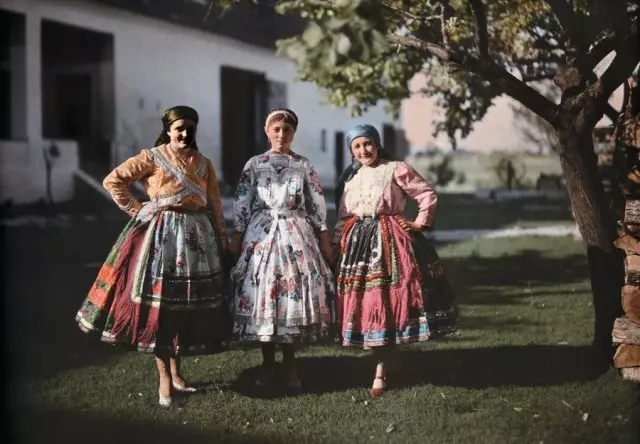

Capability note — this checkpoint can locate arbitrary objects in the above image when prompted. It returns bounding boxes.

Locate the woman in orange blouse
[75,106,231,407]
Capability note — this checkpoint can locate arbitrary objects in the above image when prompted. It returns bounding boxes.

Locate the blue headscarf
[334,124,394,209]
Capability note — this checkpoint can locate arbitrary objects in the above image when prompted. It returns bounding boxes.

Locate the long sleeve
[233,158,255,234]
[206,160,227,238]
[333,194,350,244]
[303,161,328,232]
[103,149,154,217]
[394,161,438,228]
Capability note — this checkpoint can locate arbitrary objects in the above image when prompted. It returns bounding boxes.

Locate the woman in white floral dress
[228,108,335,389]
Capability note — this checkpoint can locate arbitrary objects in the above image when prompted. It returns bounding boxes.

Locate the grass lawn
[319,193,573,237]
[322,186,574,233]
[5,198,638,444]
[405,193,574,231]
[408,152,564,190]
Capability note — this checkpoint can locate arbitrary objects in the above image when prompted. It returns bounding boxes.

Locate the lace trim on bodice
[344,161,396,217]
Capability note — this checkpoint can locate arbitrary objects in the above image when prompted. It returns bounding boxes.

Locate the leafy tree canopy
[217,0,638,147]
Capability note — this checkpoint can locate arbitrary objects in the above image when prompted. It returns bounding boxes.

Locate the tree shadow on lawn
[441,248,590,307]
[4,197,592,397]
[4,215,130,384]
[9,407,277,444]
[231,344,608,399]
[409,193,574,231]
[231,248,602,399]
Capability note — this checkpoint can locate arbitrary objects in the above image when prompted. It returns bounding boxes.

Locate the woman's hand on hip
[397,216,421,233]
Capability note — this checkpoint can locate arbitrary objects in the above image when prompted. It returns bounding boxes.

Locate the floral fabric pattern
[231,151,334,343]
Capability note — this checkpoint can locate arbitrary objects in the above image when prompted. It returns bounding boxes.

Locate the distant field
[407,152,564,190]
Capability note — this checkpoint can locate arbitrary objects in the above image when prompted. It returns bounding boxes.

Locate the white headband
[265,110,297,127]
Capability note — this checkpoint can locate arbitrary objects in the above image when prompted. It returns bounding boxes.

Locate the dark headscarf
[154,105,200,151]
[334,124,393,209]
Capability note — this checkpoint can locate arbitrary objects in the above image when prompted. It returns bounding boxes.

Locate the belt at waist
[160,206,208,214]
[255,208,305,219]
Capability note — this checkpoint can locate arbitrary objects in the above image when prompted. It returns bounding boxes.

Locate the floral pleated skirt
[76,209,231,355]
[231,210,335,343]
[335,214,457,349]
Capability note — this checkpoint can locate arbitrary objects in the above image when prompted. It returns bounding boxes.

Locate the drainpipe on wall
[43,142,60,206]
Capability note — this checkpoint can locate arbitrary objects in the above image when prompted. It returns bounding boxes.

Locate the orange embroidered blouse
[102,144,227,237]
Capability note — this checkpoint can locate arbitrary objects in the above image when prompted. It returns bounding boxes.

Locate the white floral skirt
[231,210,335,343]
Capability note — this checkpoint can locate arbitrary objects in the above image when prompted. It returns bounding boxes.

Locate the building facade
[1,0,404,204]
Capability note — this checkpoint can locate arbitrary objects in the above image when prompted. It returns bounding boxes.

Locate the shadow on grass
[3,202,130,383]
[231,344,605,399]
[9,408,277,444]
[4,222,589,382]
[442,249,589,306]
[409,193,574,231]
[3,191,588,393]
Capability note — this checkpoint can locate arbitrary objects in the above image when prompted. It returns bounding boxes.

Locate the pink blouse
[333,160,437,244]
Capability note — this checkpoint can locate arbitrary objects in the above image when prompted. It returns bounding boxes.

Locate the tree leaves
[218,0,639,147]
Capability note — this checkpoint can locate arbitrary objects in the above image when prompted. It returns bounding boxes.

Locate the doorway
[41,19,114,176]
[220,65,267,188]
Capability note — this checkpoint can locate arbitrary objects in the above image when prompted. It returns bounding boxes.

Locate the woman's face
[167,118,197,149]
[350,136,379,166]
[265,120,295,151]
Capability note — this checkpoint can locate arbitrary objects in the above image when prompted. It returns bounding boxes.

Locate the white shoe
[158,389,172,407]
[172,381,197,393]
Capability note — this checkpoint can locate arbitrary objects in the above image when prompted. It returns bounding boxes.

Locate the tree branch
[586,32,617,71]
[604,103,620,123]
[380,2,440,24]
[579,52,638,130]
[597,45,640,106]
[388,33,560,123]
[544,0,589,53]
[438,0,452,49]
[523,72,557,82]
[468,0,489,59]
[622,79,631,114]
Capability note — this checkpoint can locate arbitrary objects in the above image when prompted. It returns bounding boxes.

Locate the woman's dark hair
[154,105,200,151]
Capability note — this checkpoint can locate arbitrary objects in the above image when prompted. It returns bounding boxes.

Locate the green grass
[428,194,573,231]
[323,193,574,235]
[6,206,638,444]
[408,152,564,189]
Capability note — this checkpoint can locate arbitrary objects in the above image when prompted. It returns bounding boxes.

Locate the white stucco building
[0,0,405,204]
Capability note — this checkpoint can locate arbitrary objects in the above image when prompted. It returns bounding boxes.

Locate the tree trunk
[555,126,625,367]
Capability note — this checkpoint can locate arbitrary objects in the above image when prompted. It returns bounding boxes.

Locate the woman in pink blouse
[332,124,457,397]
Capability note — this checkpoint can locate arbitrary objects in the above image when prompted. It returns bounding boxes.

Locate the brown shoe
[282,363,302,391]
[255,365,276,387]
[369,377,387,398]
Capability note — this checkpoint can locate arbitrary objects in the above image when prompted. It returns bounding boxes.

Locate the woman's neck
[167,143,191,155]
[361,157,382,168]
[270,147,292,155]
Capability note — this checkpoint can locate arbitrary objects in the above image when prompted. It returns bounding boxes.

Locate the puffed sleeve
[102,149,154,217]
[233,158,255,234]
[206,160,227,238]
[303,161,328,232]
[393,161,438,228]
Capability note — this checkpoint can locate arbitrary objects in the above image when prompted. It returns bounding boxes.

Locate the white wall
[3,0,397,191]
[0,139,79,204]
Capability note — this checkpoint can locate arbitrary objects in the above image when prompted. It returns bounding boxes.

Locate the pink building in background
[401,65,624,154]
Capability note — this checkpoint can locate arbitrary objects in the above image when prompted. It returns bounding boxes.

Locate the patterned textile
[336,215,456,348]
[231,151,335,343]
[334,160,456,348]
[102,144,227,237]
[76,210,230,355]
[76,145,231,355]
